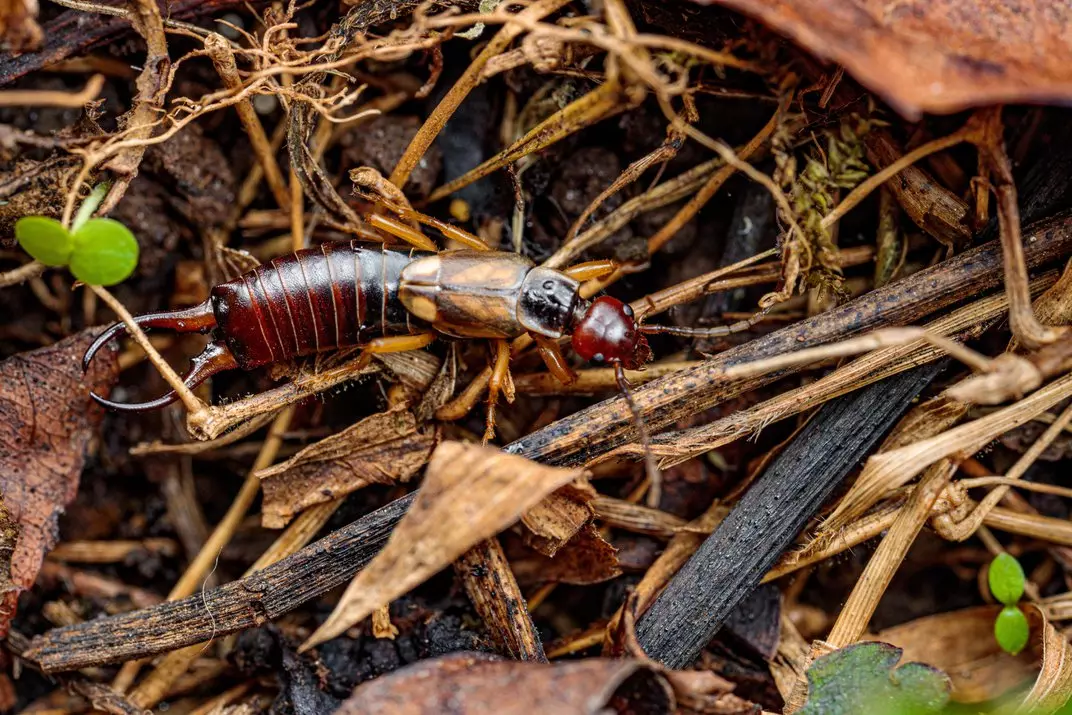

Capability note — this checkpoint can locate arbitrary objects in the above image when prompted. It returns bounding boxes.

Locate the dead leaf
[520,482,595,556]
[508,524,621,587]
[1013,605,1072,715]
[337,652,676,715]
[702,0,1072,118]
[257,406,437,528]
[871,606,1037,703]
[0,0,41,51]
[301,442,587,649]
[0,330,117,635]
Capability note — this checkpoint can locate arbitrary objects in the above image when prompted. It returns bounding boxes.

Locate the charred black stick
[26,214,1072,672]
[633,362,947,668]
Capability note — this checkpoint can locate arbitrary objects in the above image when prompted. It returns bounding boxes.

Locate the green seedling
[989,552,1026,606]
[14,183,139,286]
[987,552,1030,656]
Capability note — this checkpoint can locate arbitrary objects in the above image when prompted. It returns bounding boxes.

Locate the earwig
[83,242,658,412]
[83,214,765,443]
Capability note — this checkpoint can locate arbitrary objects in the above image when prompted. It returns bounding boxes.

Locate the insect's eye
[593,353,604,363]
[622,304,634,317]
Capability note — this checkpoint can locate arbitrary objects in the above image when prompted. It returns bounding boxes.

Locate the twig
[504,212,1072,468]
[117,408,294,701]
[390,0,572,190]
[0,73,104,107]
[205,33,292,212]
[93,0,170,219]
[644,93,788,257]
[455,538,547,661]
[0,261,44,288]
[129,490,338,710]
[28,495,413,670]
[820,126,973,232]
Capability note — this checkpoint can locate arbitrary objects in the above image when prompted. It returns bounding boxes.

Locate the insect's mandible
[82,238,654,412]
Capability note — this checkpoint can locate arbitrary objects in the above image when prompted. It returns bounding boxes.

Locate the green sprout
[14,183,139,286]
[988,552,1030,656]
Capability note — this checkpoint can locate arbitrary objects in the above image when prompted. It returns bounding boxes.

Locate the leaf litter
[10,0,1072,711]
[0,329,117,636]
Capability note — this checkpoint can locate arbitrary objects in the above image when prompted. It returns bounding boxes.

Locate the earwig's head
[570,296,652,370]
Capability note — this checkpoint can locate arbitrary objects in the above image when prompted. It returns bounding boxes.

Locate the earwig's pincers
[82,300,235,412]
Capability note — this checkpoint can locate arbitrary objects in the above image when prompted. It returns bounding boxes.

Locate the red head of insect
[570,296,652,369]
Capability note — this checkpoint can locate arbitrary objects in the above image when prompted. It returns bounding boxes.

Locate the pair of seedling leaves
[16,199,138,287]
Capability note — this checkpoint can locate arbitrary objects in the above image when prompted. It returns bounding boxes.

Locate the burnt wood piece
[26,215,1072,672]
[633,361,947,668]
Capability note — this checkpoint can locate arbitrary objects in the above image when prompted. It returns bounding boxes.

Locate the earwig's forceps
[82,300,238,412]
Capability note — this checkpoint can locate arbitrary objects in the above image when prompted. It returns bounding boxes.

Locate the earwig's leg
[533,335,577,385]
[91,341,238,412]
[562,259,618,282]
[639,306,773,338]
[483,340,512,445]
[397,207,491,251]
[365,214,439,252]
[435,365,492,422]
[354,332,437,371]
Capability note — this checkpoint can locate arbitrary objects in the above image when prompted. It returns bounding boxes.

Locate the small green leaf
[799,642,951,715]
[989,553,1026,606]
[15,216,74,266]
[994,605,1030,655]
[69,218,139,286]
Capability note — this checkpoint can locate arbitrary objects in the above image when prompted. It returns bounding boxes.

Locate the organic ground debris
[7,0,1072,713]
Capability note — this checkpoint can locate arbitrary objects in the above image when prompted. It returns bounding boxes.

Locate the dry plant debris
[9,0,1072,712]
[0,330,116,636]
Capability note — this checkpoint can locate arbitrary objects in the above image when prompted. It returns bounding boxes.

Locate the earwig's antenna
[614,362,663,508]
[82,300,237,412]
[639,306,773,338]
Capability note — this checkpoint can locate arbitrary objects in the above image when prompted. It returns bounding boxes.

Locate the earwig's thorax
[517,267,581,339]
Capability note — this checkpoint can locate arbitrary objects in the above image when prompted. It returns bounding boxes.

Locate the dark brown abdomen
[211,242,423,370]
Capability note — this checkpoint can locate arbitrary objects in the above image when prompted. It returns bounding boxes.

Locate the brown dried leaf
[337,652,676,715]
[256,406,436,528]
[509,524,621,587]
[0,330,117,635]
[872,606,1035,703]
[704,0,1072,118]
[0,0,41,51]
[520,482,595,556]
[1014,605,1072,715]
[302,442,587,649]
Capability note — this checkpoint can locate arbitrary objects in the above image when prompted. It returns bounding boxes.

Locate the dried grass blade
[825,372,1072,533]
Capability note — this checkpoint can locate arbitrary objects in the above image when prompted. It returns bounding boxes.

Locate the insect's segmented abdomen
[211,242,423,370]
